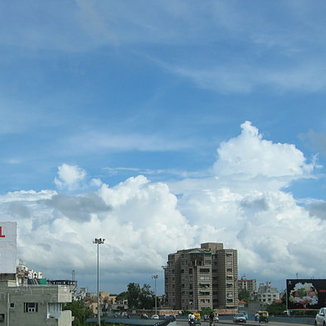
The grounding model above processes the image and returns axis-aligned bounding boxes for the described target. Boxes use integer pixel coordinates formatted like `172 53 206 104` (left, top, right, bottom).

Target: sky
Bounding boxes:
0 0 326 295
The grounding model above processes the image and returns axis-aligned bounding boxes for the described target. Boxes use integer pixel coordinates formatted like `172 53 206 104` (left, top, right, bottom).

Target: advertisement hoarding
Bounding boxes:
287 279 326 310
0 222 17 273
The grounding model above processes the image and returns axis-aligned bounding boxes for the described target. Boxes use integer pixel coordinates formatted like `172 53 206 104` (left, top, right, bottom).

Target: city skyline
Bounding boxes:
0 1 325 293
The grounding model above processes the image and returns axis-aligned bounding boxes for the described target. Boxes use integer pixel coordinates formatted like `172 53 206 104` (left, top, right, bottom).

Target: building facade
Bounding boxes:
0 274 73 326
164 242 238 311
238 276 257 298
256 282 280 304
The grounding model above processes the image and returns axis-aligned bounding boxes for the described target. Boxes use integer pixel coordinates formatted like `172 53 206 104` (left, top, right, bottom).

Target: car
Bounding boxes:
239 312 248 320
151 315 160 320
233 313 247 323
315 307 326 326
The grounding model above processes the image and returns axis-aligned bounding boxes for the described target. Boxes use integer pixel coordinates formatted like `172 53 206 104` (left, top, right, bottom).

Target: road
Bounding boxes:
176 319 312 326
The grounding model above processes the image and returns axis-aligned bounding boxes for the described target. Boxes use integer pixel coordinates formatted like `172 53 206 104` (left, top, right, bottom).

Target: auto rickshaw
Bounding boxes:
258 311 269 323
194 312 201 324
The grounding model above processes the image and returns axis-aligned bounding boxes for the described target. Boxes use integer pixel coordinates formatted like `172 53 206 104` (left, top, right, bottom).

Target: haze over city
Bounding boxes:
0 1 325 294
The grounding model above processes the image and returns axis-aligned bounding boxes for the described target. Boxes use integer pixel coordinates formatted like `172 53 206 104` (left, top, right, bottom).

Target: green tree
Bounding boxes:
116 291 128 303
201 307 213 316
266 300 286 315
127 283 141 309
139 284 154 309
123 282 155 309
238 289 251 302
64 300 93 326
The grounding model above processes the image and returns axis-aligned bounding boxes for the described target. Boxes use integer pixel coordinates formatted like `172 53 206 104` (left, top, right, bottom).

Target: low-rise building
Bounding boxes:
256 281 280 304
0 273 73 326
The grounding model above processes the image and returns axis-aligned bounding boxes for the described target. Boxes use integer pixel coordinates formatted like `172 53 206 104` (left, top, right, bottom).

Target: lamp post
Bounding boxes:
152 274 158 315
94 238 105 326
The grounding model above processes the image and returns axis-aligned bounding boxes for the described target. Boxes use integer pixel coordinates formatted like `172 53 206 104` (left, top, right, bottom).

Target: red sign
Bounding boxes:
0 226 5 238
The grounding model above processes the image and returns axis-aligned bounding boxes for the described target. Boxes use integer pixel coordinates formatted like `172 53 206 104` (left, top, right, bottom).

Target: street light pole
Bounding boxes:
152 274 158 315
94 238 105 326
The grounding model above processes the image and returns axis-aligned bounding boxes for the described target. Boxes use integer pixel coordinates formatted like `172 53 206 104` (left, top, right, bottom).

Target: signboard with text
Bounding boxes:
0 222 17 273
287 279 326 310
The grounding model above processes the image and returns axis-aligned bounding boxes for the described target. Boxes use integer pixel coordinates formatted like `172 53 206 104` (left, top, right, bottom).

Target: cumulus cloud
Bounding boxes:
54 163 87 190
213 121 314 180
1 121 325 292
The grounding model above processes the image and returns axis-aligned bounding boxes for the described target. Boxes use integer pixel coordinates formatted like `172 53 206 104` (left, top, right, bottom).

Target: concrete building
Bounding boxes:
164 242 238 311
256 281 280 304
238 276 257 298
0 223 74 325
0 273 73 326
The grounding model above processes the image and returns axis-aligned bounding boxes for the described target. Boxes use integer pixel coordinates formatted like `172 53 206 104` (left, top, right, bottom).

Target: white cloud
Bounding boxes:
67 131 193 153
166 62 326 94
214 121 314 179
54 163 87 190
1 122 325 292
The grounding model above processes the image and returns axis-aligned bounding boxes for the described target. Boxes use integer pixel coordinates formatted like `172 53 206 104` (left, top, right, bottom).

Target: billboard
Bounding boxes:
287 279 326 310
0 222 17 273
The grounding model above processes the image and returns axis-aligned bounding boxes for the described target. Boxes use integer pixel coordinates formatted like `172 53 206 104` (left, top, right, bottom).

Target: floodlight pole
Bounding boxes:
94 238 105 326
152 274 158 315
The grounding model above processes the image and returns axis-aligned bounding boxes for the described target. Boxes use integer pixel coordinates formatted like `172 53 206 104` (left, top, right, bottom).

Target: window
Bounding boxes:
47 303 63 319
199 283 210 288
0 314 4 323
199 268 210 273
10 303 14 308
24 303 38 313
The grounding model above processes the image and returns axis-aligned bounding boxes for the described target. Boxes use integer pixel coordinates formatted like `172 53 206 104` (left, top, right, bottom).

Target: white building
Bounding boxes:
256 282 280 304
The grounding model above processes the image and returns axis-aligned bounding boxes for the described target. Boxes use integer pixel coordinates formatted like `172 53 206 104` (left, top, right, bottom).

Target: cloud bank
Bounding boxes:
1 121 324 292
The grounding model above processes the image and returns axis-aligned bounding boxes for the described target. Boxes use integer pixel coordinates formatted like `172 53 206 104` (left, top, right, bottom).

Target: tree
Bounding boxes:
64 300 93 326
127 283 141 309
266 300 286 315
122 282 155 310
201 307 213 316
238 289 251 302
116 291 128 303
139 284 154 309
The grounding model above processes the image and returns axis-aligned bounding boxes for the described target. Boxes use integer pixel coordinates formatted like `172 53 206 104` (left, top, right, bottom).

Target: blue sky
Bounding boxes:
0 0 326 295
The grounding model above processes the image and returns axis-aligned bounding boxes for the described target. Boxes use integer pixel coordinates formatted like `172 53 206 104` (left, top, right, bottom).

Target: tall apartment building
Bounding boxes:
164 242 238 311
